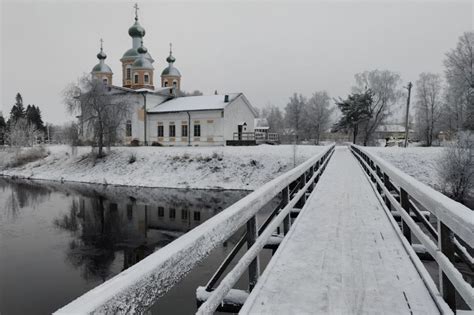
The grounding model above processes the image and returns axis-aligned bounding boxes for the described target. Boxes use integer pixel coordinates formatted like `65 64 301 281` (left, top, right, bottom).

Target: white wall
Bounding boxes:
147 110 225 146
223 95 256 141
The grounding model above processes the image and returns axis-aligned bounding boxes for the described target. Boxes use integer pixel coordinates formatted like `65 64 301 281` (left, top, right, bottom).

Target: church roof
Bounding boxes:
161 65 181 77
92 63 113 73
148 93 240 113
121 48 154 62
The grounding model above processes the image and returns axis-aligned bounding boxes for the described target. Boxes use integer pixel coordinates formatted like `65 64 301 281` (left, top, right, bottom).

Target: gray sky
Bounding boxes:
1 0 472 124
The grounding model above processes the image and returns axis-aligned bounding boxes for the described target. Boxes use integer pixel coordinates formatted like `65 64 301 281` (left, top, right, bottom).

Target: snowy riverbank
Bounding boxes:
0 145 328 190
365 146 444 192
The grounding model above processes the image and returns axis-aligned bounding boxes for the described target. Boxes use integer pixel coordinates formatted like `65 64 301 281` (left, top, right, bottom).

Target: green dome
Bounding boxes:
166 54 175 63
161 65 181 77
92 63 112 73
128 21 145 37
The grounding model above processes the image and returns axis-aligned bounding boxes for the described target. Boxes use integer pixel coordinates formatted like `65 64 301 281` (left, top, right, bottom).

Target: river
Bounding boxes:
0 178 275 314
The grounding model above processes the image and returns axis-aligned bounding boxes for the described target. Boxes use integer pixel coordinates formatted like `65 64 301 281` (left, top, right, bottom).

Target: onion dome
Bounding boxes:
161 43 181 77
128 4 145 38
92 39 113 74
132 41 154 70
128 20 145 38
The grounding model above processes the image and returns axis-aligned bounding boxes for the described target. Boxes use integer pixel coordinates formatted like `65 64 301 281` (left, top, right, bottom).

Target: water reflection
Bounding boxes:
0 178 249 314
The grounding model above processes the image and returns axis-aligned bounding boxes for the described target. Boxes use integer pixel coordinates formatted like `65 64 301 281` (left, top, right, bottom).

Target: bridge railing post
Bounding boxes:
438 222 456 311
399 188 412 244
382 173 392 210
282 186 290 235
375 166 382 193
246 215 260 292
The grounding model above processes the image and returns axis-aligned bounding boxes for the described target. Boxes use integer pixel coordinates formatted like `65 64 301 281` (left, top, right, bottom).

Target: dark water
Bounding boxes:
0 178 274 315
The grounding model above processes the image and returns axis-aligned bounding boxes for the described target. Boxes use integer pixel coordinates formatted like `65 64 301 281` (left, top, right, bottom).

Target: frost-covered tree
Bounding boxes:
415 73 443 146
438 131 474 203
304 91 334 144
352 70 402 145
444 32 473 131
64 75 131 157
261 104 284 133
284 93 306 142
335 90 373 144
6 118 40 147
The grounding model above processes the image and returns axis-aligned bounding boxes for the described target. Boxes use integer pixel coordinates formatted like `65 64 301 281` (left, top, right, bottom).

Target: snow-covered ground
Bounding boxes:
365 146 444 192
0 145 327 190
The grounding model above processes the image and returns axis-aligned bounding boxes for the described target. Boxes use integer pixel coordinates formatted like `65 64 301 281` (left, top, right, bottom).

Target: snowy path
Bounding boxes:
240 147 440 315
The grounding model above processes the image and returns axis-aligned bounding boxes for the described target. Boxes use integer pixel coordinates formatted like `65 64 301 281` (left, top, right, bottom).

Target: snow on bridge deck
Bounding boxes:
240 147 440 314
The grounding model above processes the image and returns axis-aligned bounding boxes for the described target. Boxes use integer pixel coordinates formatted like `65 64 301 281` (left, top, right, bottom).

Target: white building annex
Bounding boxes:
87 4 258 147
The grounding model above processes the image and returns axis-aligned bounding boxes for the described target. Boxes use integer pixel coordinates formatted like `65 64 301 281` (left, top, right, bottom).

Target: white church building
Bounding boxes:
87 4 257 146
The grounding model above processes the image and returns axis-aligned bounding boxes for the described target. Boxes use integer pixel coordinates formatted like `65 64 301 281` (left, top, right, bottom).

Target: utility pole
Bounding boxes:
404 82 412 148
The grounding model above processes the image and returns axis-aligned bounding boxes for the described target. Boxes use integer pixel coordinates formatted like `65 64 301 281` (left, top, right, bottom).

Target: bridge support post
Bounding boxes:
400 188 412 244
282 187 290 235
383 173 392 210
438 222 456 311
247 215 260 291
296 173 307 208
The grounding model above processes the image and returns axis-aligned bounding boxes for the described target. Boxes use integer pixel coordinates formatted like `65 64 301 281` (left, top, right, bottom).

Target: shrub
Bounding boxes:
151 141 163 146
130 139 140 146
128 153 137 164
8 146 48 168
438 131 474 203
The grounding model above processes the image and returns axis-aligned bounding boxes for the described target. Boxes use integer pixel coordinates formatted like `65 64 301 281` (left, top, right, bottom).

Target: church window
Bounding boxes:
193 211 201 221
126 66 131 80
164 81 168 87
126 120 132 137
134 73 139 84
181 124 188 137
172 80 177 87
158 206 164 217
144 73 149 84
169 124 176 137
157 124 164 137
103 78 108 84
169 208 176 219
193 123 201 137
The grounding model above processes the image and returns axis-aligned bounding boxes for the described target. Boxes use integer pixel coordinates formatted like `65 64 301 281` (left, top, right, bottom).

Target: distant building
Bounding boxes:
374 124 414 140
84 4 257 146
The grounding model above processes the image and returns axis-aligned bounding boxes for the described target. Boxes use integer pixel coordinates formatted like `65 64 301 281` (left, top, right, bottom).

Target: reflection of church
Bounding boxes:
87 4 258 147
76 196 217 270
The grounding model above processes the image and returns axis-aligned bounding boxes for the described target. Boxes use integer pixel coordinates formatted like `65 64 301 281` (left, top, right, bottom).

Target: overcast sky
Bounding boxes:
1 0 472 124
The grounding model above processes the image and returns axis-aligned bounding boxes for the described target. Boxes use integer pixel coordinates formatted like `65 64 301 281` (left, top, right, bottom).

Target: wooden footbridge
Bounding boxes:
56 145 473 314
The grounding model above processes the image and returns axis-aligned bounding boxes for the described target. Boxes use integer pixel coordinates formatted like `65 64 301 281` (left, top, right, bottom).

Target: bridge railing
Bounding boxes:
351 144 473 312
55 144 335 314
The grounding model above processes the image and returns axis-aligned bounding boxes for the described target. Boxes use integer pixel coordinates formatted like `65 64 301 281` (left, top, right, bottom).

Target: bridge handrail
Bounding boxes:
351 145 473 247
351 144 473 310
55 144 335 314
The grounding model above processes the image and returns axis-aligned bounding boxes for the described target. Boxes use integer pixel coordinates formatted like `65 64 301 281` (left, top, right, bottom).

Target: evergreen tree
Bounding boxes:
8 93 26 124
0 114 6 145
26 105 45 132
335 90 374 144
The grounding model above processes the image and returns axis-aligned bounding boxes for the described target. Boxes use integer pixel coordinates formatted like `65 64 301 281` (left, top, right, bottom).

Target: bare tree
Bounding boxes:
304 91 334 144
444 32 474 131
64 75 131 157
284 93 306 143
438 131 474 203
6 118 40 147
261 104 284 134
415 73 443 146
352 70 402 145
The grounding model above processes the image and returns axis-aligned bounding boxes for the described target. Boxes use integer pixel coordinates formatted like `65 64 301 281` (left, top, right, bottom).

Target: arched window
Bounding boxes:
164 81 168 87
126 65 131 80
144 72 149 84
172 80 177 87
126 120 132 137
102 77 108 84
134 73 139 84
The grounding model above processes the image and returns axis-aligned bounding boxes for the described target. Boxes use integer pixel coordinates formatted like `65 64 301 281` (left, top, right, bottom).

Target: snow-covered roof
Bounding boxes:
376 124 407 133
109 85 173 95
148 93 240 113
255 118 269 128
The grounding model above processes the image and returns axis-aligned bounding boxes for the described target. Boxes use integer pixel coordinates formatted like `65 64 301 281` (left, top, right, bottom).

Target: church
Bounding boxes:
89 5 258 146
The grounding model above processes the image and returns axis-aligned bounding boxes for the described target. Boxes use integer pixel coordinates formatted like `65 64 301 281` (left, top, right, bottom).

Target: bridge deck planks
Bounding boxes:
240 147 440 315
